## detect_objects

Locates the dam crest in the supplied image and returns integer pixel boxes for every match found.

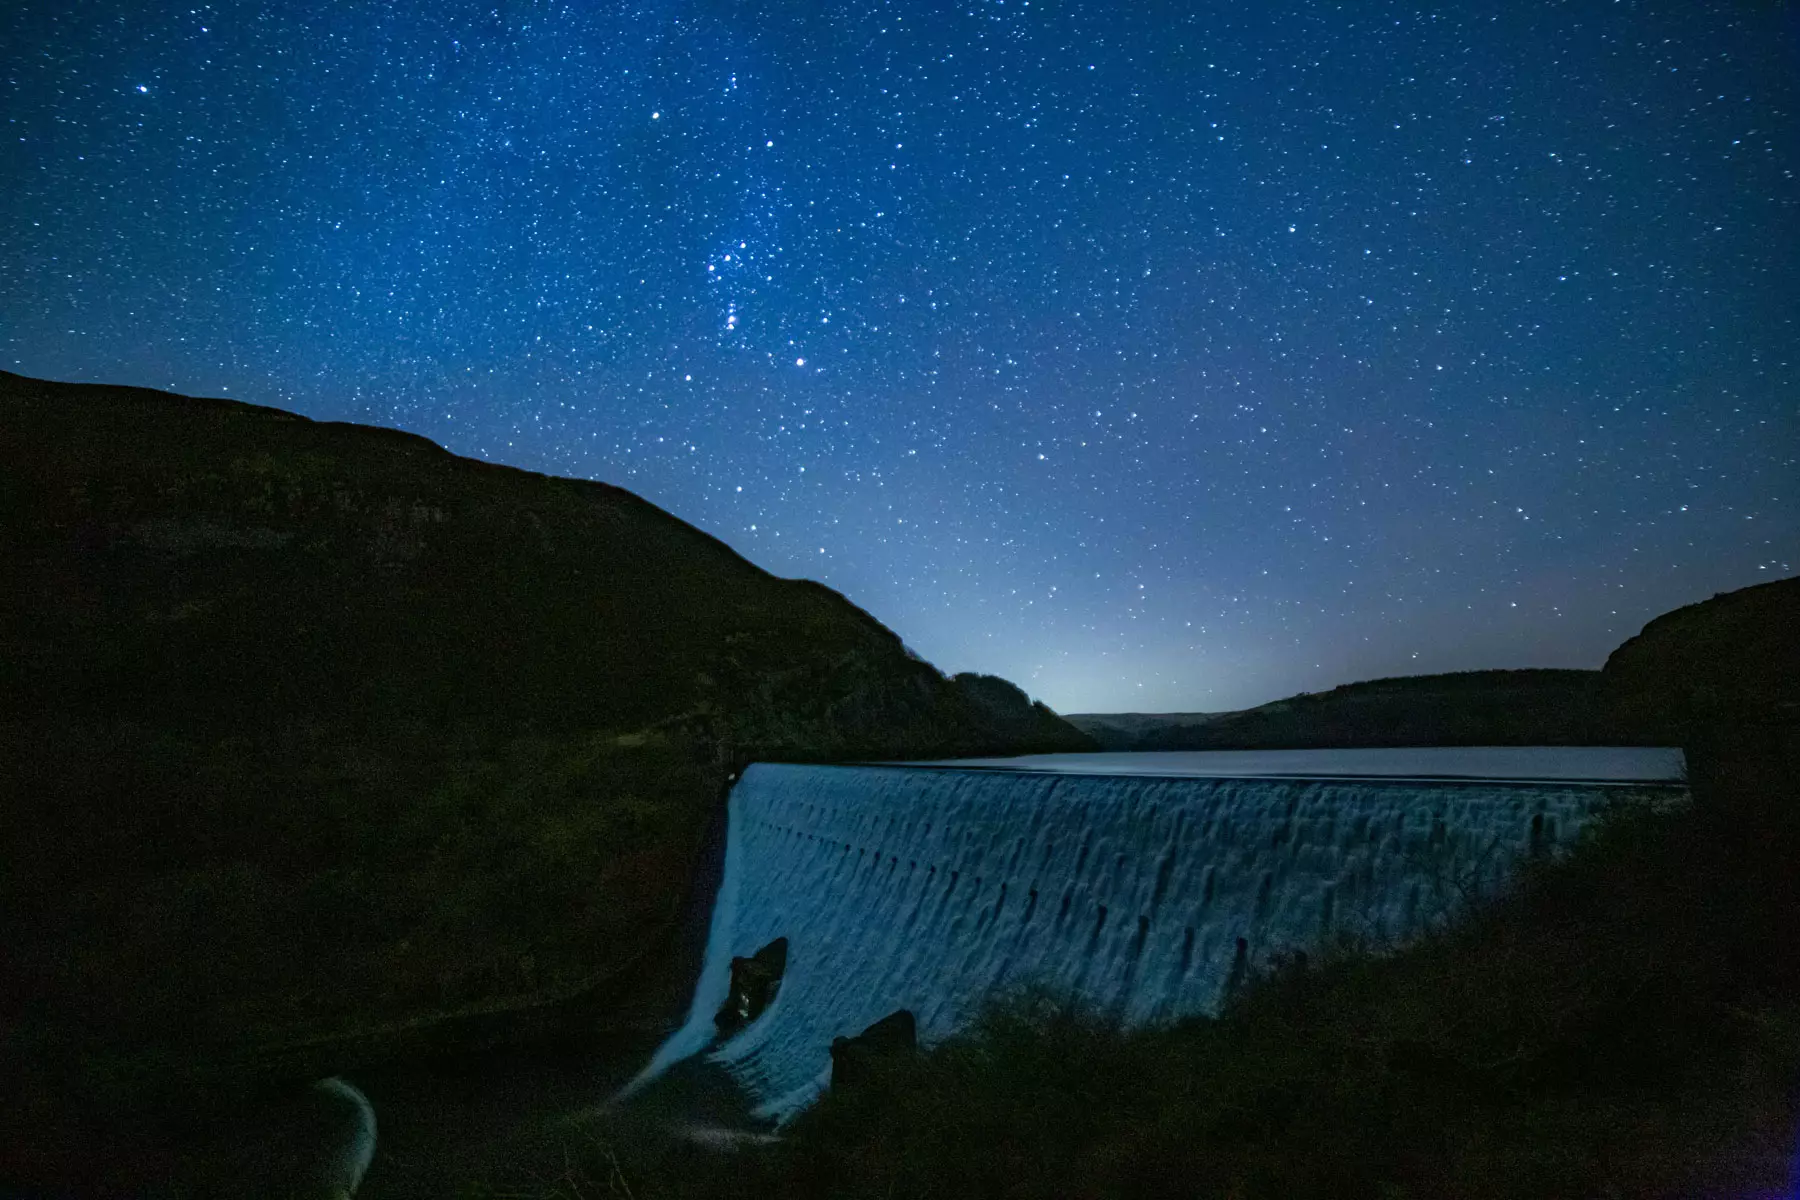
[624,749,1685,1120]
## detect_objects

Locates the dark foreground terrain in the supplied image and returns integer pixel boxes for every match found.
[465,734,1800,1200]
[468,580,1800,1198]
[0,371,1089,1183]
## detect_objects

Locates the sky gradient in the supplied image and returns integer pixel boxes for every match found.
[4,0,1796,712]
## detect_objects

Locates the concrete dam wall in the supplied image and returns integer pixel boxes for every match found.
[627,754,1681,1120]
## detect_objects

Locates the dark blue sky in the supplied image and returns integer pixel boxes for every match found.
[5,1,1795,712]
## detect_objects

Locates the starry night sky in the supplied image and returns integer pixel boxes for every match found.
[4,1,1796,712]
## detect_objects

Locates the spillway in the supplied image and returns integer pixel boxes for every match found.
[625,751,1683,1121]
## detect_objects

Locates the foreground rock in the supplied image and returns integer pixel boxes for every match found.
[830,1010,918,1092]
[0,371,1092,1177]
[716,938,789,1036]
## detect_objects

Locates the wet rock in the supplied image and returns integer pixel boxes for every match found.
[714,937,788,1035]
[829,1009,917,1091]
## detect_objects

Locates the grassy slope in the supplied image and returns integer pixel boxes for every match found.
[0,371,1090,1157]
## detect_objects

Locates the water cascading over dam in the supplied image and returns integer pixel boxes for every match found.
[627,752,1681,1121]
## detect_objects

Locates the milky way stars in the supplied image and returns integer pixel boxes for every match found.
[3,2,1795,711]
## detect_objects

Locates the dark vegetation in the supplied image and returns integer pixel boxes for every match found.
[467,578,1800,1198]
[951,672,1080,748]
[762,737,1799,1199]
[0,372,1090,1179]
[463,730,1800,1200]
[1603,576,1800,746]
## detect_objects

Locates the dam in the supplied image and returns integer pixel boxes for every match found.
[625,748,1686,1121]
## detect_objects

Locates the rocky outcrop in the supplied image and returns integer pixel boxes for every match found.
[715,938,789,1036]
[830,1009,918,1091]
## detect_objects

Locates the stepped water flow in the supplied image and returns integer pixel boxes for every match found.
[624,756,1680,1121]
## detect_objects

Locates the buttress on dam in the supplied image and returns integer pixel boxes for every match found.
[624,747,1686,1121]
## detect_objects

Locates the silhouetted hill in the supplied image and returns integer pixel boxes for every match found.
[0,370,1091,1151]
[1072,669,1602,750]
[1599,575,1800,746]
[1073,577,1800,754]
[949,672,1088,748]
[1063,711,1226,749]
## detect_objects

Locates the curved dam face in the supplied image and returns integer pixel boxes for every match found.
[629,754,1680,1121]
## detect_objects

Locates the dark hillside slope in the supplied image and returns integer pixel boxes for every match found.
[0,371,1087,755]
[0,371,1090,1148]
[1600,575,1800,746]
[950,673,1088,749]
[1063,711,1224,750]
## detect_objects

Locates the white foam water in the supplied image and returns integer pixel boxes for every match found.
[625,760,1676,1121]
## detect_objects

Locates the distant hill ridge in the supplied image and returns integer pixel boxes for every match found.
[1068,669,1602,751]
[1070,582,1800,752]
